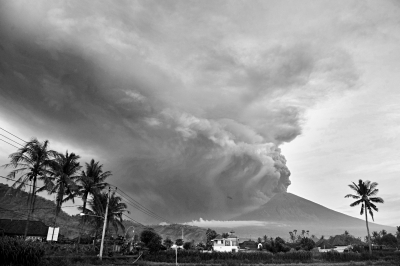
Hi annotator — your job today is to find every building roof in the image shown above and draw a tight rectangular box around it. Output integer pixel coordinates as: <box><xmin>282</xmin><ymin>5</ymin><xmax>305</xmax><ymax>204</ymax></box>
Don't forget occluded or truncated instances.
<box><xmin>212</xmin><ymin>234</ymin><xmax>224</xmax><ymax>240</ymax></box>
<box><xmin>0</xmin><ymin>219</ymin><xmax>48</xmax><ymax>237</ymax></box>
<box><xmin>316</xmin><ymin>239</ymin><xmax>335</xmax><ymax>249</ymax></box>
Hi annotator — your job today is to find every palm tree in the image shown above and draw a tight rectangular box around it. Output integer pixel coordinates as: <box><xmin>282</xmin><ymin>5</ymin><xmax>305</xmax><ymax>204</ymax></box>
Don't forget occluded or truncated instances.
<box><xmin>345</xmin><ymin>179</ymin><xmax>384</xmax><ymax>254</ymax></box>
<box><xmin>77</xmin><ymin>159</ymin><xmax>111</xmax><ymax>215</ymax></box>
<box><xmin>2</xmin><ymin>138</ymin><xmax>56</xmax><ymax>238</ymax></box>
<box><xmin>48</xmin><ymin>151</ymin><xmax>81</xmax><ymax>226</ymax></box>
<box><xmin>83</xmin><ymin>191</ymin><xmax>128</xmax><ymax>240</ymax></box>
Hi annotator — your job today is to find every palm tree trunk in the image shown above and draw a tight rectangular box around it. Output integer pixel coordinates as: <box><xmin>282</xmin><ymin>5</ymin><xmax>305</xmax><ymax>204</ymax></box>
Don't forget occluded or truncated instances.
<box><xmin>24</xmin><ymin>177</ymin><xmax>36</xmax><ymax>239</ymax></box>
<box><xmin>77</xmin><ymin>191</ymin><xmax>89</xmax><ymax>251</ymax></box>
<box><xmin>82</xmin><ymin>191</ymin><xmax>88</xmax><ymax>213</ymax></box>
<box><xmin>365</xmin><ymin>204</ymin><xmax>372</xmax><ymax>254</ymax></box>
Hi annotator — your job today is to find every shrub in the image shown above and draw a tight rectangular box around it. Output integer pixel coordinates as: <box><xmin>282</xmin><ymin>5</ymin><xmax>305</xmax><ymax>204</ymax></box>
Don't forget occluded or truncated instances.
<box><xmin>0</xmin><ymin>236</ymin><xmax>45</xmax><ymax>266</ymax></box>
<box><xmin>142</xmin><ymin>249</ymin><xmax>312</xmax><ymax>264</ymax></box>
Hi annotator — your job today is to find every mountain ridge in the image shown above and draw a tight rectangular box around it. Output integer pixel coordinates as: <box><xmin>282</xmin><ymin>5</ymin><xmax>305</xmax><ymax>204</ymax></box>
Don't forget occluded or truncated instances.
<box><xmin>230</xmin><ymin>192</ymin><xmax>395</xmax><ymax>238</ymax></box>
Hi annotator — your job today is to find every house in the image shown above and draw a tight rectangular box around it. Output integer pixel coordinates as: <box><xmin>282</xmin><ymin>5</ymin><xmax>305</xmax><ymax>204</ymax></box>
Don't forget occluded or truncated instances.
<box><xmin>0</xmin><ymin>219</ymin><xmax>48</xmax><ymax>241</ymax></box>
<box><xmin>212</xmin><ymin>232</ymin><xmax>239</xmax><ymax>252</ymax></box>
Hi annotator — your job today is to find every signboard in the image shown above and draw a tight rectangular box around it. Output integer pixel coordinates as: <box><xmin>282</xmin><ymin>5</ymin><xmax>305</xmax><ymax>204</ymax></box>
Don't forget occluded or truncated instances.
<box><xmin>46</xmin><ymin>227</ymin><xmax>59</xmax><ymax>241</ymax></box>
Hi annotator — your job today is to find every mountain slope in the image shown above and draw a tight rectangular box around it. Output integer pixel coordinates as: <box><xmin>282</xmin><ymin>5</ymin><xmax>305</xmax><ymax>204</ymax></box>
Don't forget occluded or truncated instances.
<box><xmin>232</xmin><ymin>192</ymin><xmax>394</xmax><ymax>237</ymax></box>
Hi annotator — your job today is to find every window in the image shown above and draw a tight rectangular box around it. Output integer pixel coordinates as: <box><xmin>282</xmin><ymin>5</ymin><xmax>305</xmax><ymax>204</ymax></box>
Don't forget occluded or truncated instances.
<box><xmin>225</xmin><ymin>240</ymin><xmax>230</xmax><ymax>246</ymax></box>
<box><xmin>220</xmin><ymin>240</ymin><xmax>223</xmax><ymax>244</ymax></box>
<box><xmin>232</xmin><ymin>241</ymin><xmax>237</xmax><ymax>246</ymax></box>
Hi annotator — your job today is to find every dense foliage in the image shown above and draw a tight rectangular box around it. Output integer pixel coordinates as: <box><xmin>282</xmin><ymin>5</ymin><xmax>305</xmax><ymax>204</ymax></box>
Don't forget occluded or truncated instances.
<box><xmin>0</xmin><ymin>236</ymin><xmax>45</xmax><ymax>266</ymax></box>
<box><xmin>140</xmin><ymin>229</ymin><xmax>164</xmax><ymax>253</ymax></box>
<box><xmin>143</xmin><ymin>249</ymin><xmax>313</xmax><ymax>264</ymax></box>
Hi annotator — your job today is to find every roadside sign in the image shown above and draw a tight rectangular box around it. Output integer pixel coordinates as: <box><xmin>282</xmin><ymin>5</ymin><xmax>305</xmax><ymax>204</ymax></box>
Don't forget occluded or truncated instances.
<box><xmin>47</xmin><ymin>227</ymin><xmax>59</xmax><ymax>241</ymax></box>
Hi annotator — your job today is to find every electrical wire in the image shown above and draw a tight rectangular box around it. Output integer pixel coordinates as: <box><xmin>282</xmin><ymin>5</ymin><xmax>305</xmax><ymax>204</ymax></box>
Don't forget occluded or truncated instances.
<box><xmin>0</xmin><ymin>128</ymin><xmax>175</xmax><ymax>227</ymax></box>
<box><xmin>0</xmin><ymin>133</ymin><xmax>24</xmax><ymax>146</ymax></box>
<box><xmin>111</xmin><ymin>185</ymin><xmax>173</xmax><ymax>224</ymax></box>
<box><xmin>115</xmin><ymin>190</ymin><xmax>171</xmax><ymax>224</ymax></box>
<box><xmin>0</xmin><ymin>127</ymin><xmax>27</xmax><ymax>143</ymax></box>
<box><xmin>0</xmin><ymin>138</ymin><xmax>19</xmax><ymax>149</ymax></box>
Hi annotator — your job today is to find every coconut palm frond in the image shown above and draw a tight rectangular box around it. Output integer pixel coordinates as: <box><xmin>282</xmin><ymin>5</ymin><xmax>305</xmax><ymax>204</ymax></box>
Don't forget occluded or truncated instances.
<box><xmin>369</xmin><ymin>182</ymin><xmax>378</xmax><ymax>192</ymax></box>
<box><xmin>368</xmin><ymin>188</ymin><xmax>379</xmax><ymax>196</ymax></box>
<box><xmin>345</xmin><ymin>194</ymin><xmax>359</xmax><ymax>199</ymax></box>
<box><xmin>370</xmin><ymin>197</ymin><xmax>384</xmax><ymax>203</ymax></box>
<box><xmin>350</xmin><ymin>199</ymin><xmax>363</xmax><ymax>207</ymax></box>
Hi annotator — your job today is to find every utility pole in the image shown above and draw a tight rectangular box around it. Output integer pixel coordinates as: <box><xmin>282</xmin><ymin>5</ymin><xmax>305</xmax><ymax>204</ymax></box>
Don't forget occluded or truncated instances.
<box><xmin>99</xmin><ymin>187</ymin><xmax>110</xmax><ymax>260</ymax></box>
<box><xmin>51</xmin><ymin>195</ymin><xmax>58</xmax><ymax>242</ymax></box>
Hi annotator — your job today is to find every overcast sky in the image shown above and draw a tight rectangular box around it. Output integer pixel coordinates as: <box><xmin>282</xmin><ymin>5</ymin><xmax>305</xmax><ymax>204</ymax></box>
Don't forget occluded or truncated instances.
<box><xmin>0</xmin><ymin>0</ymin><xmax>399</xmax><ymax>227</ymax></box>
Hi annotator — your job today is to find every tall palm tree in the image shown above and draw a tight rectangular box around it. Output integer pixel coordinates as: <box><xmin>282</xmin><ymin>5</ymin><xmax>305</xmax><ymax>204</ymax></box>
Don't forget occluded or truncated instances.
<box><xmin>48</xmin><ymin>151</ymin><xmax>81</xmax><ymax>226</ymax></box>
<box><xmin>83</xmin><ymin>191</ymin><xmax>128</xmax><ymax>239</ymax></box>
<box><xmin>2</xmin><ymin>138</ymin><xmax>56</xmax><ymax>238</ymax></box>
<box><xmin>345</xmin><ymin>179</ymin><xmax>384</xmax><ymax>254</ymax></box>
<box><xmin>77</xmin><ymin>159</ymin><xmax>111</xmax><ymax>215</ymax></box>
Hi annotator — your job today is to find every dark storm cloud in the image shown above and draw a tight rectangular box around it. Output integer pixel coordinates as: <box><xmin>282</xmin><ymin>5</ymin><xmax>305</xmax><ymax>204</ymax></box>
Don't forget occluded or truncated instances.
<box><xmin>0</xmin><ymin>0</ymin><xmax>359</xmax><ymax>222</ymax></box>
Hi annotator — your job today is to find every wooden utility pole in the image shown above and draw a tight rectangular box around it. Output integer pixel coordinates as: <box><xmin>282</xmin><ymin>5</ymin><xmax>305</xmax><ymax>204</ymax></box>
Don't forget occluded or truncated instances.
<box><xmin>99</xmin><ymin>187</ymin><xmax>110</xmax><ymax>260</ymax></box>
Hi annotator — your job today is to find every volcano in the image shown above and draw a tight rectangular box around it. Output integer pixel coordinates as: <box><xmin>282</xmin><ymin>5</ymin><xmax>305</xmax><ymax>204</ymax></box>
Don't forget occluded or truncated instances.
<box><xmin>228</xmin><ymin>193</ymin><xmax>394</xmax><ymax>238</ymax></box>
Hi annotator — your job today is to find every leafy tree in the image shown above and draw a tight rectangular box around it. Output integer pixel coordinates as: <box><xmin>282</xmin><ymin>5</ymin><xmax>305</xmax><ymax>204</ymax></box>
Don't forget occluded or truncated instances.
<box><xmin>371</xmin><ymin>231</ymin><xmax>381</xmax><ymax>245</ymax></box>
<box><xmin>263</xmin><ymin>235</ymin><xmax>268</xmax><ymax>243</ymax></box>
<box><xmin>289</xmin><ymin>232</ymin><xmax>295</xmax><ymax>243</ymax></box>
<box><xmin>183</xmin><ymin>241</ymin><xmax>193</xmax><ymax>250</ymax></box>
<box><xmin>381</xmin><ymin>233</ymin><xmax>397</xmax><ymax>248</ymax></box>
<box><xmin>140</xmin><ymin>229</ymin><xmax>159</xmax><ymax>246</ymax></box>
<box><xmin>345</xmin><ymin>179</ymin><xmax>384</xmax><ymax>254</ymax></box>
<box><xmin>175</xmin><ymin>238</ymin><xmax>183</xmax><ymax>246</ymax></box>
<box><xmin>257</xmin><ymin>237</ymin><xmax>262</xmax><ymax>243</ymax></box>
<box><xmin>380</xmin><ymin>229</ymin><xmax>387</xmax><ymax>236</ymax></box>
<box><xmin>299</xmin><ymin>237</ymin><xmax>315</xmax><ymax>251</ymax></box>
<box><xmin>77</xmin><ymin>159</ymin><xmax>111</xmax><ymax>215</ymax></box>
<box><xmin>2</xmin><ymin>138</ymin><xmax>56</xmax><ymax>238</ymax></box>
<box><xmin>274</xmin><ymin>237</ymin><xmax>290</xmax><ymax>253</ymax></box>
<box><xmin>221</xmin><ymin>232</ymin><xmax>229</xmax><ymax>238</ymax></box>
<box><xmin>197</xmin><ymin>242</ymin><xmax>206</xmax><ymax>249</ymax></box>
<box><xmin>48</xmin><ymin>151</ymin><xmax>81</xmax><ymax>225</ymax></box>
<box><xmin>163</xmin><ymin>237</ymin><xmax>173</xmax><ymax>249</ymax></box>
<box><xmin>205</xmin><ymin>228</ymin><xmax>217</xmax><ymax>250</ymax></box>
<box><xmin>147</xmin><ymin>233</ymin><xmax>163</xmax><ymax>253</ymax></box>
<box><xmin>396</xmin><ymin>226</ymin><xmax>400</xmax><ymax>245</ymax></box>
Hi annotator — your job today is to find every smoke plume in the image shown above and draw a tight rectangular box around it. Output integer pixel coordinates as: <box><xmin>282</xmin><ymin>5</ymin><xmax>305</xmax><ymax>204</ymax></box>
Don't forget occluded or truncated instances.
<box><xmin>0</xmin><ymin>0</ymin><xmax>358</xmax><ymax>222</ymax></box>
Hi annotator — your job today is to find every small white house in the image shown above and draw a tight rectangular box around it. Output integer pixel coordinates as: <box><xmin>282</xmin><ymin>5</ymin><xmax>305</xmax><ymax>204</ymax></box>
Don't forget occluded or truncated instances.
<box><xmin>318</xmin><ymin>245</ymin><xmax>352</xmax><ymax>253</ymax></box>
<box><xmin>212</xmin><ymin>232</ymin><xmax>239</xmax><ymax>252</ymax></box>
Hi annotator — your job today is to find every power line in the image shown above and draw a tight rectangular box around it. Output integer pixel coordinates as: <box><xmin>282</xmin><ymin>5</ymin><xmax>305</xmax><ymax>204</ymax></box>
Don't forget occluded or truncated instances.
<box><xmin>122</xmin><ymin>213</ymin><xmax>145</xmax><ymax>227</ymax></box>
<box><xmin>112</xmin><ymin>185</ymin><xmax>173</xmax><ymax>224</ymax></box>
<box><xmin>115</xmin><ymin>190</ymin><xmax>169</xmax><ymax>224</ymax></box>
<box><xmin>0</xmin><ymin>127</ymin><xmax>27</xmax><ymax>143</ymax></box>
<box><xmin>0</xmin><ymin>133</ymin><xmax>24</xmax><ymax>146</ymax></box>
<box><xmin>1</xmin><ymin>128</ymin><xmax>174</xmax><ymax>227</ymax></box>
<box><xmin>0</xmin><ymin>138</ymin><xmax>19</xmax><ymax>149</ymax></box>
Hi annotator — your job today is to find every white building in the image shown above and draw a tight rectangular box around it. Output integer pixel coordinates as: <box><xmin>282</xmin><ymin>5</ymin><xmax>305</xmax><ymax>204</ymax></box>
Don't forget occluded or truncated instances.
<box><xmin>212</xmin><ymin>232</ymin><xmax>239</xmax><ymax>252</ymax></box>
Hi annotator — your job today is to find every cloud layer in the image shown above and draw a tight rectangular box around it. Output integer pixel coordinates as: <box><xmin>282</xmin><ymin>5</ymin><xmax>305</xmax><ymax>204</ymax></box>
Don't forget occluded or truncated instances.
<box><xmin>0</xmin><ymin>0</ymin><xmax>359</xmax><ymax>222</ymax></box>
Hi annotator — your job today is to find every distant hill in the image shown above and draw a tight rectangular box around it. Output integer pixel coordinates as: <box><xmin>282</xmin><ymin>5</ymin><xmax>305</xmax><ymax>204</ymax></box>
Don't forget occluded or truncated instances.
<box><xmin>0</xmin><ymin>183</ymin><xmax>82</xmax><ymax>238</ymax></box>
<box><xmin>0</xmin><ymin>183</ymin><xmax>208</xmax><ymax>242</ymax></box>
<box><xmin>231</xmin><ymin>192</ymin><xmax>395</xmax><ymax>238</ymax></box>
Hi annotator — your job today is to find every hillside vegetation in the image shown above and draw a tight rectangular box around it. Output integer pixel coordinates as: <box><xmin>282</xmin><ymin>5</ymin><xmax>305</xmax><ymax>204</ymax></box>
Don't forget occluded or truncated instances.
<box><xmin>0</xmin><ymin>183</ymin><xmax>208</xmax><ymax>242</ymax></box>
